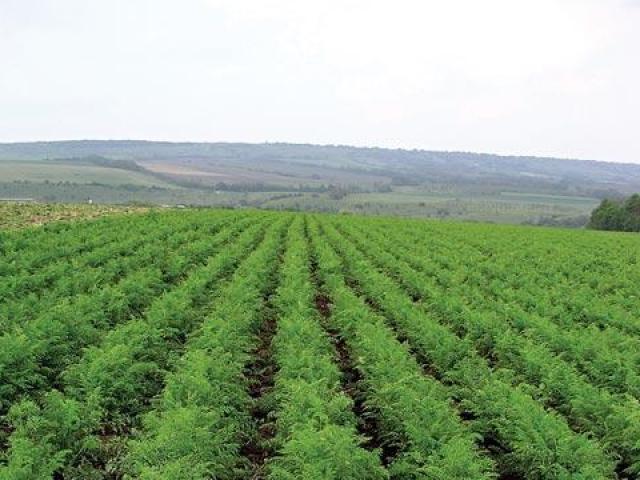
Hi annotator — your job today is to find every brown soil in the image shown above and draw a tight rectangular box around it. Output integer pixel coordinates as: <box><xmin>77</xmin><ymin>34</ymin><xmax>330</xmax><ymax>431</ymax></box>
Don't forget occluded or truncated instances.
<box><xmin>241</xmin><ymin>298</ymin><xmax>278</xmax><ymax>479</ymax></box>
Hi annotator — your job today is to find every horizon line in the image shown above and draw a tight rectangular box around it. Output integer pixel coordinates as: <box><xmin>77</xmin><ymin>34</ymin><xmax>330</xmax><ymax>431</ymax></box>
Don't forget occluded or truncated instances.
<box><xmin>0</xmin><ymin>138</ymin><xmax>637</xmax><ymax>167</ymax></box>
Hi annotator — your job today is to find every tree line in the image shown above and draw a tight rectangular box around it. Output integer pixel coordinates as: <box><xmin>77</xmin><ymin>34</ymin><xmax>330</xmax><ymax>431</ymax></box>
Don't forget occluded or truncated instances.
<box><xmin>589</xmin><ymin>194</ymin><xmax>640</xmax><ymax>232</ymax></box>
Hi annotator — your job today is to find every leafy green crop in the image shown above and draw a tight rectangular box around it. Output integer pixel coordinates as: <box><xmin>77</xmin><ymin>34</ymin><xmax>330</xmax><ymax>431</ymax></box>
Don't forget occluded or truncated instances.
<box><xmin>0</xmin><ymin>208</ymin><xmax>638</xmax><ymax>479</ymax></box>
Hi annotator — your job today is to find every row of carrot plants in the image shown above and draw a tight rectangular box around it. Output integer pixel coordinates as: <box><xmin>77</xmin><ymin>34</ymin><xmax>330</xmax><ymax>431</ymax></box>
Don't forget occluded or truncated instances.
<box><xmin>0</xmin><ymin>224</ymin><xmax>135</xmax><ymax>303</ymax></box>
<box><xmin>265</xmin><ymin>217</ymin><xmax>387</xmax><ymax>479</ymax></box>
<box><xmin>353</xmin><ymin>218</ymin><xmax>640</xmax><ymax>401</ymax></box>
<box><xmin>372</xmin><ymin>220</ymin><xmax>640</xmax><ymax>400</ymax></box>
<box><xmin>335</xmin><ymin>219</ymin><xmax>640</xmax><ymax>475</ymax></box>
<box><xmin>0</xmin><ymin>214</ymin><xmax>255</xmax><ymax>415</ymax></box>
<box><xmin>317</xmin><ymin>217</ymin><xmax>616</xmax><ymax>479</ymax></box>
<box><xmin>0</xmin><ymin>211</ymin><xmax>174</xmax><ymax>296</ymax></box>
<box><xmin>385</xmin><ymin>218</ymin><xmax>640</xmax><ymax>336</ymax></box>
<box><xmin>0</xmin><ymin>216</ymin><xmax>271</xmax><ymax>478</ymax></box>
<box><xmin>124</xmin><ymin>217</ymin><xmax>289</xmax><ymax>478</ymax></box>
<box><xmin>434</xmin><ymin>220</ymin><xmax>640</xmax><ymax>331</ymax></box>
<box><xmin>0</xmin><ymin>209</ymin><xmax>158</xmax><ymax>277</ymax></box>
<box><xmin>1</xmin><ymin>210</ymin><xmax>239</xmax><ymax>295</ymax></box>
<box><xmin>0</xmin><ymin>212</ymin><xmax>239</xmax><ymax>332</ymax></box>
<box><xmin>307</xmin><ymin>217</ymin><xmax>496</xmax><ymax>479</ymax></box>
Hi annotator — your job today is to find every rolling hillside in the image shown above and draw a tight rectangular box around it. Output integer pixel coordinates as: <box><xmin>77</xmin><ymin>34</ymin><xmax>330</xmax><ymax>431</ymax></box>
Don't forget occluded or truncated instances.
<box><xmin>1</xmin><ymin>140</ymin><xmax>638</xmax><ymax>224</ymax></box>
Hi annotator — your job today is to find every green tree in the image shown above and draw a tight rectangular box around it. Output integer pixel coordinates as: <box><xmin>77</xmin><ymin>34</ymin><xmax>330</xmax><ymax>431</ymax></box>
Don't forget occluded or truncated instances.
<box><xmin>589</xmin><ymin>194</ymin><xmax>640</xmax><ymax>232</ymax></box>
<box><xmin>589</xmin><ymin>199</ymin><xmax>624</xmax><ymax>231</ymax></box>
<box><xmin>624</xmin><ymin>194</ymin><xmax>640</xmax><ymax>231</ymax></box>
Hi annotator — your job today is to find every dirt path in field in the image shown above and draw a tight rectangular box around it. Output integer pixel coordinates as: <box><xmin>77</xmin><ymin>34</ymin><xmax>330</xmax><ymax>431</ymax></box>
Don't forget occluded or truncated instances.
<box><xmin>241</xmin><ymin>261</ymin><xmax>283</xmax><ymax>479</ymax></box>
<box><xmin>242</xmin><ymin>309</ymin><xmax>277</xmax><ymax>478</ymax></box>
<box><xmin>325</xmin><ymin>226</ymin><xmax>527</xmax><ymax>480</ymax></box>
<box><xmin>313</xmin><ymin>291</ymin><xmax>397</xmax><ymax>465</ymax></box>
<box><xmin>305</xmin><ymin>224</ymin><xmax>395</xmax><ymax>465</ymax></box>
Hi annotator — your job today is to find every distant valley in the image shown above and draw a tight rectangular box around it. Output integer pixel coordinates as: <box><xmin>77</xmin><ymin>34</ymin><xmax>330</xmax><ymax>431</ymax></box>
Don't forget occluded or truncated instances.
<box><xmin>1</xmin><ymin>140</ymin><xmax>638</xmax><ymax>225</ymax></box>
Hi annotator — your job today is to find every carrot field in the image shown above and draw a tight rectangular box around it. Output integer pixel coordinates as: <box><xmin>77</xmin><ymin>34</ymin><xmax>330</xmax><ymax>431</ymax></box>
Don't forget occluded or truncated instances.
<box><xmin>0</xmin><ymin>208</ymin><xmax>639</xmax><ymax>479</ymax></box>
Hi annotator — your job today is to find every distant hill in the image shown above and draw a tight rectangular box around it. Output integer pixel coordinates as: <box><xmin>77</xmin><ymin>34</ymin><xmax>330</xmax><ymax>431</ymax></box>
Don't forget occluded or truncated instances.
<box><xmin>0</xmin><ymin>140</ymin><xmax>637</xmax><ymax>225</ymax></box>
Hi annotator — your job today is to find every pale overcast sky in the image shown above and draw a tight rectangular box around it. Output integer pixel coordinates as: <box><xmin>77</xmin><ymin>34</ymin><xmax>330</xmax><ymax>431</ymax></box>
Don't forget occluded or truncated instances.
<box><xmin>1</xmin><ymin>0</ymin><xmax>639</xmax><ymax>163</ymax></box>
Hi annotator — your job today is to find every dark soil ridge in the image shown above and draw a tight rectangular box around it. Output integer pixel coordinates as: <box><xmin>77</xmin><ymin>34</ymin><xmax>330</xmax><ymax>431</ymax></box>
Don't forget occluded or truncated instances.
<box><xmin>328</xmin><ymin>226</ymin><xmax>533</xmax><ymax>480</ymax></box>
<box><xmin>242</xmin><ymin>304</ymin><xmax>278</xmax><ymax>479</ymax></box>
<box><xmin>314</xmin><ymin>292</ymin><xmax>399</xmax><ymax>466</ymax></box>
<box><xmin>303</xmin><ymin>220</ymin><xmax>396</xmax><ymax>466</ymax></box>
<box><xmin>241</xmin><ymin>245</ymin><xmax>286</xmax><ymax>479</ymax></box>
